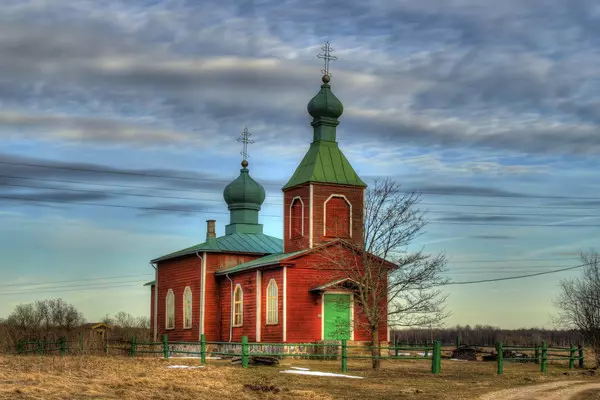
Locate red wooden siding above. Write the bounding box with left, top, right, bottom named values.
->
left=150, top=285, right=155, bottom=336
left=260, top=268, right=284, bottom=342
left=325, top=196, right=350, bottom=238
left=285, top=245, right=387, bottom=343
left=218, top=270, right=258, bottom=342
left=156, top=256, right=201, bottom=341
left=290, top=198, right=303, bottom=238
left=283, top=184, right=310, bottom=252
left=205, top=253, right=259, bottom=341
left=312, top=184, right=364, bottom=248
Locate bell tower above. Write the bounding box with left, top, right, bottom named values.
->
left=282, top=43, right=366, bottom=253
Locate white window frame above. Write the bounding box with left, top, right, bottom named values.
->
left=183, top=286, right=192, bottom=329
left=266, top=279, right=279, bottom=325
left=323, top=194, right=353, bottom=237
left=289, top=196, right=305, bottom=238
left=233, top=284, right=243, bottom=327
left=166, top=289, right=175, bottom=330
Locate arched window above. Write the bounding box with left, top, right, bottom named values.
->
left=233, top=284, right=243, bottom=327
left=166, top=289, right=175, bottom=329
left=290, top=197, right=304, bottom=238
left=266, top=279, right=278, bottom=325
left=183, top=286, right=192, bottom=329
left=324, top=195, right=351, bottom=237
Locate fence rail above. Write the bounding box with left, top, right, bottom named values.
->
left=12, top=335, right=584, bottom=375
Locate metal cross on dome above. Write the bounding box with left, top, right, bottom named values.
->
left=317, top=41, right=337, bottom=77
left=237, top=127, right=254, bottom=161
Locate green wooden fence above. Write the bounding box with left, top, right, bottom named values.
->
left=12, top=336, right=584, bottom=375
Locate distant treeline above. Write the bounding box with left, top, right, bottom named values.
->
left=0, top=298, right=151, bottom=352
left=392, top=325, right=584, bottom=347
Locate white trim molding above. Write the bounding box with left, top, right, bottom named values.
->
left=323, top=194, right=353, bottom=238
left=200, top=252, right=207, bottom=337
left=283, top=267, right=287, bottom=342
left=320, top=291, right=355, bottom=341
left=232, top=284, right=243, bottom=327
left=288, top=196, right=305, bottom=239
left=256, top=271, right=262, bottom=342
left=165, top=288, right=175, bottom=330
left=183, top=286, right=192, bottom=329
left=309, top=184, right=314, bottom=248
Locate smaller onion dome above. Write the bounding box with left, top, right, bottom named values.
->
left=222, top=160, right=266, bottom=210
left=307, top=75, right=344, bottom=120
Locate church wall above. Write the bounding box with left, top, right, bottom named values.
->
left=205, top=253, right=260, bottom=341
left=286, top=246, right=387, bottom=343
left=260, top=268, right=284, bottom=342
left=150, top=285, right=155, bottom=337
left=156, top=256, right=201, bottom=342
left=283, top=184, right=311, bottom=252
left=218, top=270, right=258, bottom=342
left=311, top=184, right=365, bottom=248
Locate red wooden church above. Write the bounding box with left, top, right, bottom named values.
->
left=146, top=71, right=389, bottom=344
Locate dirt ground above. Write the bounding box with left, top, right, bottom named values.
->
left=0, top=355, right=598, bottom=399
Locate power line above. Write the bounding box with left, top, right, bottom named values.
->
left=449, top=257, right=579, bottom=264
left=0, top=273, right=154, bottom=289
left=1, top=174, right=598, bottom=210
left=2, top=181, right=599, bottom=219
left=0, top=283, right=145, bottom=297
left=1, top=195, right=600, bottom=227
left=2, top=160, right=600, bottom=201
left=446, top=263, right=591, bottom=285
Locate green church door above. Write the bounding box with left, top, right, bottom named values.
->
left=323, top=293, right=352, bottom=340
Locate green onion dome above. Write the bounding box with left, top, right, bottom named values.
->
left=307, top=75, right=344, bottom=120
left=222, top=160, right=266, bottom=210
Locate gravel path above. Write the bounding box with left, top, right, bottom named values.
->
left=479, top=380, right=600, bottom=400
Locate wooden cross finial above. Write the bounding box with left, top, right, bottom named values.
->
left=237, top=127, right=254, bottom=167
left=317, top=41, right=337, bottom=79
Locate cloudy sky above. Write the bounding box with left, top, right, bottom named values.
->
left=1, top=0, right=599, bottom=329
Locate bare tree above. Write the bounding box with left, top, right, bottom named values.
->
left=322, top=178, right=449, bottom=369
left=5, top=298, right=85, bottom=342
left=555, top=250, right=600, bottom=366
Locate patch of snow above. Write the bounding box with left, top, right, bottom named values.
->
left=167, top=365, right=205, bottom=369
left=280, top=370, right=363, bottom=379
left=290, top=367, right=310, bottom=371
left=449, top=358, right=468, bottom=362
left=417, top=352, right=432, bottom=357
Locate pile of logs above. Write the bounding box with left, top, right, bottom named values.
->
left=231, top=356, right=280, bottom=366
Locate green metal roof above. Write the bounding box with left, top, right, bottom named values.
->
left=152, top=233, right=283, bottom=263
left=282, top=140, right=366, bottom=189
left=215, top=249, right=308, bottom=276
left=143, top=280, right=155, bottom=287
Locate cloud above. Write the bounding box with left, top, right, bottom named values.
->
left=1, top=1, right=600, bottom=156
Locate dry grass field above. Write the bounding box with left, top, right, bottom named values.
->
left=0, top=355, right=597, bottom=399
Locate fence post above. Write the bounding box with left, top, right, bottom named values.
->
left=496, top=341, right=504, bottom=375
left=200, top=334, right=207, bottom=364
left=162, top=334, right=169, bottom=359
left=534, top=344, right=539, bottom=364
left=431, top=341, right=441, bottom=374
left=394, top=339, right=399, bottom=357
left=79, top=332, right=83, bottom=353
left=130, top=335, right=137, bottom=358
left=37, top=339, right=43, bottom=356
left=341, top=339, right=348, bottom=373
left=569, top=344, right=575, bottom=369
left=541, top=341, right=547, bottom=373
left=17, top=340, right=23, bottom=355
left=241, top=336, right=249, bottom=368
left=578, top=345, right=584, bottom=369
left=455, top=336, right=460, bottom=349
left=60, top=337, right=66, bottom=356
